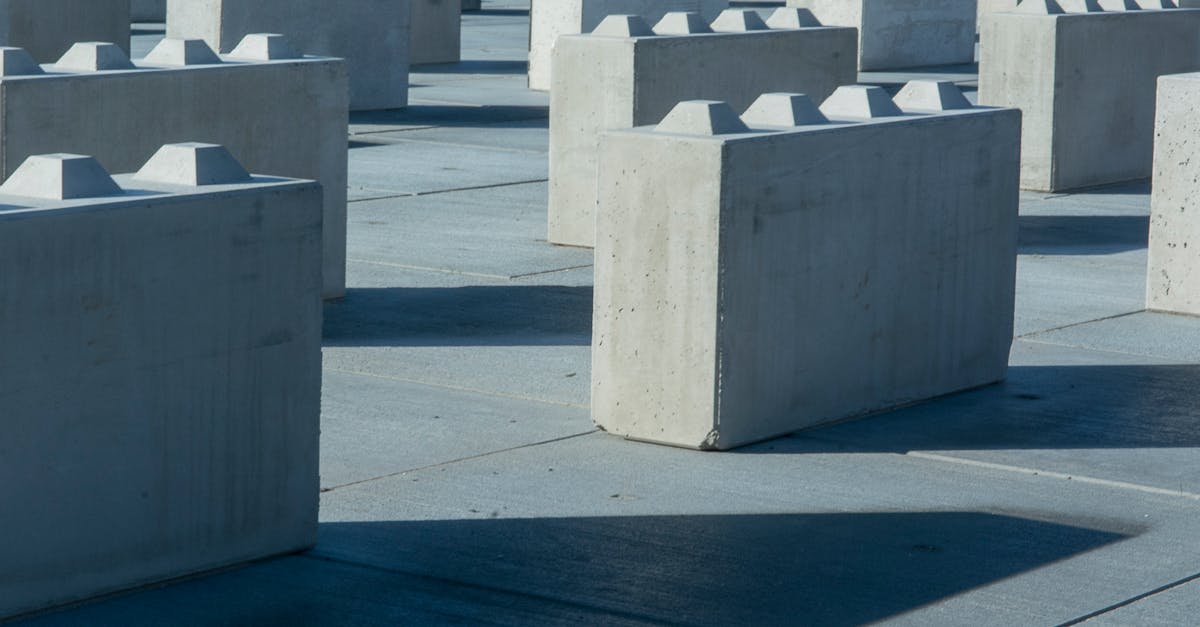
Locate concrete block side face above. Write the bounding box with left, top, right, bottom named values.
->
left=806, top=0, right=975, bottom=70
left=711, top=112, right=1022, bottom=448
left=0, top=47, right=43, bottom=76
left=410, top=0, right=462, bottom=66
left=3, top=0, right=131, bottom=63
left=1147, top=75, right=1200, bottom=314
left=165, top=0, right=224, bottom=51
left=132, top=0, right=168, bottom=21
left=0, top=184, right=323, bottom=619
left=592, top=133, right=724, bottom=449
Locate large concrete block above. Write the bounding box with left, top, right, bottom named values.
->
left=132, top=0, right=167, bottom=21
left=166, top=0, right=409, bottom=110
left=0, top=0, right=130, bottom=62
left=528, top=0, right=728, bottom=91
left=412, top=0, right=462, bottom=65
left=548, top=10, right=858, bottom=247
left=788, top=0, right=975, bottom=70
left=1147, top=72, right=1200, bottom=315
left=0, top=37, right=349, bottom=298
left=977, top=0, right=1018, bottom=30
left=592, top=85, right=1022, bottom=450
left=0, top=146, right=322, bottom=620
left=979, top=4, right=1200, bottom=192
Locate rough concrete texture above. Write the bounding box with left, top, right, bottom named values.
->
left=979, top=6, right=1200, bottom=192
left=977, top=0, right=1018, bottom=28
left=0, top=147, right=323, bottom=621
left=789, top=0, right=975, bottom=70
left=592, top=90, right=1022, bottom=449
left=548, top=12, right=857, bottom=247
left=0, top=0, right=131, bottom=62
left=1147, top=73, right=1200, bottom=315
left=132, top=0, right=166, bottom=21
left=166, top=0, right=410, bottom=110
left=527, top=0, right=727, bottom=91
left=0, top=38, right=349, bottom=298
left=411, top=0, right=462, bottom=65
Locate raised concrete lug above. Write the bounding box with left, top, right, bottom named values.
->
left=789, top=0, right=975, bottom=70
left=134, top=142, right=254, bottom=186
left=655, top=100, right=749, bottom=135
left=652, top=11, right=713, bottom=34
left=0, top=153, right=122, bottom=199
left=0, top=47, right=44, bottom=76
left=143, top=38, right=224, bottom=66
left=1147, top=73, right=1200, bottom=315
left=893, top=80, right=974, bottom=113
left=765, top=7, right=822, bottom=28
left=54, top=42, right=137, bottom=72
left=710, top=9, right=769, bottom=32
left=741, top=92, right=828, bottom=128
left=591, top=14, right=657, bottom=37
left=227, top=33, right=301, bottom=61
left=819, top=85, right=904, bottom=120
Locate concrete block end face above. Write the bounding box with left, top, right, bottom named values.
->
left=1016, top=0, right=1066, bottom=13
left=742, top=93, right=828, bottom=127
left=0, top=47, right=44, bottom=76
left=590, top=15, right=655, bottom=38
left=766, top=8, right=822, bottom=29
left=135, top=143, right=253, bottom=187
left=228, top=34, right=301, bottom=61
left=656, top=100, right=750, bottom=135
left=55, top=42, right=136, bottom=72
left=1, top=154, right=122, bottom=200
left=143, top=38, right=222, bottom=66
left=652, top=12, right=713, bottom=35
left=894, top=80, right=973, bottom=112
left=819, top=85, right=904, bottom=119
left=711, top=9, right=770, bottom=32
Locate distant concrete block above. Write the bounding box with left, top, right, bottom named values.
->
left=592, top=88, right=1022, bottom=450
left=548, top=12, right=858, bottom=247
left=463, top=0, right=481, bottom=10
left=789, top=0, right=975, bottom=70
left=979, top=5, right=1200, bottom=191
left=411, top=0, right=462, bottom=65
left=527, top=0, right=728, bottom=91
left=0, top=39, right=349, bottom=298
left=0, top=0, right=130, bottom=63
left=0, top=148, right=322, bottom=621
left=132, top=0, right=167, bottom=20
left=167, top=0, right=410, bottom=110
left=1147, top=73, right=1200, bottom=315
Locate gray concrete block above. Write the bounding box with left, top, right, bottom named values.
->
left=789, top=0, right=975, bottom=70
left=527, top=0, right=728, bottom=91
left=592, top=87, right=1022, bottom=450
left=412, top=0, right=462, bottom=65
left=0, top=37, right=349, bottom=298
left=547, top=11, right=858, bottom=247
left=979, top=6, right=1200, bottom=192
left=132, top=0, right=166, bottom=21
left=0, top=0, right=130, bottom=63
left=166, top=0, right=410, bottom=110
left=0, top=146, right=323, bottom=621
left=1147, top=72, right=1200, bottom=316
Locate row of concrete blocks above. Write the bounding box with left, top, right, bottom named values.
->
left=547, top=10, right=859, bottom=247
left=0, top=35, right=348, bottom=298
left=0, top=144, right=322, bottom=621
left=591, top=83, right=1022, bottom=450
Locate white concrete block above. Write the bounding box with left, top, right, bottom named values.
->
left=166, top=0, right=410, bottom=110
left=527, top=0, right=728, bottom=91
left=0, top=0, right=130, bottom=63
left=789, top=0, right=975, bottom=70
left=547, top=11, right=858, bottom=247
left=592, top=88, right=1022, bottom=450
left=979, top=5, right=1200, bottom=191
left=0, top=37, right=349, bottom=298
left=411, top=0, right=462, bottom=65
left=1147, top=73, right=1200, bottom=315
left=0, top=146, right=322, bottom=620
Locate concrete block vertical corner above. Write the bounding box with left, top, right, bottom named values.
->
left=1147, top=73, right=1200, bottom=315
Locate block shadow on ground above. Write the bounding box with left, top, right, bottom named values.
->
left=350, top=105, right=547, bottom=130
left=1018, top=215, right=1149, bottom=255
left=323, top=285, right=592, bottom=347
left=413, top=60, right=529, bottom=75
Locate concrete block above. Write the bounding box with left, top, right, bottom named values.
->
left=463, top=0, right=481, bottom=10
left=1147, top=73, right=1200, bottom=315
left=411, top=0, right=462, bottom=65
left=0, top=37, right=349, bottom=298
left=977, top=0, right=1020, bottom=30
left=166, top=0, right=410, bottom=110
left=132, top=0, right=167, bottom=21
left=0, top=146, right=322, bottom=620
left=0, top=0, right=130, bottom=63
left=547, top=11, right=858, bottom=247
left=527, top=0, right=728, bottom=91
left=788, top=0, right=975, bottom=70
left=592, top=87, right=1022, bottom=450
left=978, top=6, right=1200, bottom=191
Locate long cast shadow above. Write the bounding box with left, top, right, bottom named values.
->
left=1019, top=215, right=1148, bottom=255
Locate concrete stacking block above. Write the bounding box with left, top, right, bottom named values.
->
left=166, top=0, right=410, bottom=110
left=527, top=0, right=728, bottom=91
left=132, top=0, right=167, bottom=21
left=547, top=10, right=858, bottom=248
left=1147, top=72, right=1200, bottom=315
left=463, top=0, right=481, bottom=9
left=412, top=0, right=462, bottom=65
left=977, top=0, right=1019, bottom=29
left=0, top=0, right=131, bottom=63
left=0, top=146, right=322, bottom=621
left=0, top=36, right=349, bottom=298
left=591, top=85, right=1022, bottom=450
left=979, top=4, right=1200, bottom=192
left=788, top=0, right=975, bottom=70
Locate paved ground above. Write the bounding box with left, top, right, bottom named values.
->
left=18, top=3, right=1200, bottom=625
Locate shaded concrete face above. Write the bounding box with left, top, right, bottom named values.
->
left=1147, top=73, right=1200, bottom=315
left=166, top=0, right=410, bottom=110
left=979, top=8, right=1200, bottom=192
left=0, top=44, right=349, bottom=298
left=547, top=22, right=857, bottom=247
left=790, top=0, right=975, bottom=70
left=132, top=0, right=166, bottom=21
left=592, top=94, right=1022, bottom=450
left=0, top=154, right=323, bottom=620
left=0, top=0, right=131, bottom=62
left=411, top=0, right=462, bottom=65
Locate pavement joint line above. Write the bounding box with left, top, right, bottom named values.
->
left=345, top=258, right=512, bottom=280
left=322, top=366, right=591, bottom=410
left=319, top=431, right=599, bottom=493
left=1016, top=309, right=1145, bottom=340
left=1057, top=570, right=1200, bottom=626
left=907, top=452, right=1200, bottom=501
left=509, top=264, right=594, bottom=279
left=347, top=178, right=549, bottom=204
